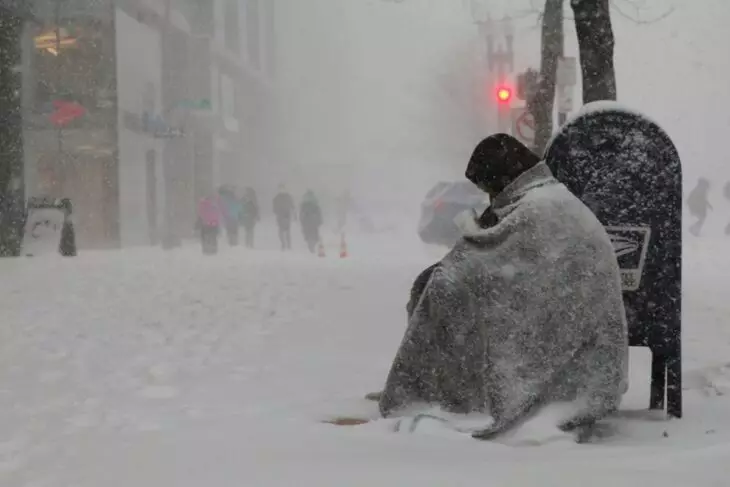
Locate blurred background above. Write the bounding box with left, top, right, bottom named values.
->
left=0, top=0, right=727, bottom=251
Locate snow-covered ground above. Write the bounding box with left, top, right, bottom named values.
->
left=1, top=223, right=730, bottom=486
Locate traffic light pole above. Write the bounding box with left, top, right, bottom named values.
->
left=479, top=16, right=514, bottom=135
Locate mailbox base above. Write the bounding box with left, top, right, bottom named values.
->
left=648, top=348, right=682, bottom=419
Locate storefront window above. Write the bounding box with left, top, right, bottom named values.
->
left=23, top=1, right=118, bottom=247
left=27, top=19, right=115, bottom=130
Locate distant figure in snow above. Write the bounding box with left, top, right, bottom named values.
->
left=687, top=178, right=712, bottom=237
left=196, top=195, right=221, bottom=255
left=300, top=190, right=323, bottom=253
left=240, top=187, right=260, bottom=248
left=273, top=184, right=296, bottom=250
left=218, top=185, right=242, bottom=246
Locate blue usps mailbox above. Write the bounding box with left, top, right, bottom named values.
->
left=544, top=102, right=682, bottom=418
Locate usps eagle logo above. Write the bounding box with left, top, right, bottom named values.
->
left=610, top=233, right=641, bottom=258
left=604, top=225, right=651, bottom=292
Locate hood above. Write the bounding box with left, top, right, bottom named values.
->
left=465, top=133, right=541, bottom=196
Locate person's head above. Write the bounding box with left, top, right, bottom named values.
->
left=60, top=198, right=73, bottom=216
left=465, top=133, right=541, bottom=198
left=697, top=177, right=710, bottom=189
left=278, top=183, right=286, bottom=192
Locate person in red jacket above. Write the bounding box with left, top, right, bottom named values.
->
left=197, top=195, right=221, bottom=255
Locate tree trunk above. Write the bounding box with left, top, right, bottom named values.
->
left=571, top=0, right=617, bottom=103
left=528, top=0, right=563, bottom=155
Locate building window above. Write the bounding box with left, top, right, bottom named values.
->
left=245, top=0, right=261, bottom=69
left=224, top=0, right=240, bottom=53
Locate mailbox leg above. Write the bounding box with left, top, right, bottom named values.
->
left=649, top=351, right=666, bottom=411
left=666, top=351, right=682, bottom=418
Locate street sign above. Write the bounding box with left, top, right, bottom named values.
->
left=557, top=57, right=577, bottom=87
left=511, top=107, right=535, bottom=145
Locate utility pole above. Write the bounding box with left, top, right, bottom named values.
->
left=528, top=0, right=562, bottom=154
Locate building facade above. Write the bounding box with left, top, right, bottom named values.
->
left=17, top=0, right=276, bottom=249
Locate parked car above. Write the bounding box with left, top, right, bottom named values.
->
left=417, top=181, right=489, bottom=247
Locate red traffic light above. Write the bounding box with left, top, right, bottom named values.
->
left=496, top=86, right=512, bottom=102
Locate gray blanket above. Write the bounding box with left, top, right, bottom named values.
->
left=380, top=163, right=628, bottom=438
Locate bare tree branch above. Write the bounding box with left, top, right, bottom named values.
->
left=508, top=0, right=673, bottom=26
left=611, top=0, right=675, bottom=25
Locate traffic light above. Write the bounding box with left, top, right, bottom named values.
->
left=496, top=86, right=512, bottom=103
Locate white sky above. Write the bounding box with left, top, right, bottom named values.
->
left=275, top=0, right=729, bottom=208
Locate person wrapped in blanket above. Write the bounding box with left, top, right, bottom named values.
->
left=375, top=133, right=629, bottom=441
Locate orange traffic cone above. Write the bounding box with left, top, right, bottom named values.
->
left=339, top=233, right=348, bottom=259
left=317, top=241, right=326, bottom=258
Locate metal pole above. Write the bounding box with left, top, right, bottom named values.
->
left=496, top=49, right=509, bottom=133
left=495, top=18, right=513, bottom=134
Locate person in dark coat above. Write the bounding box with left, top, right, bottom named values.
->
left=373, top=135, right=539, bottom=406
left=273, top=184, right=296, bottom=250
left=299, top=190, right=323, bottom=253
left=687, top=178, right=712, bottom=237
left=240, top=187, right=260, bottom=248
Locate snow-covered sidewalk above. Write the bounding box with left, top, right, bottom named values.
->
left=0, top=233, right=729, bottom=486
